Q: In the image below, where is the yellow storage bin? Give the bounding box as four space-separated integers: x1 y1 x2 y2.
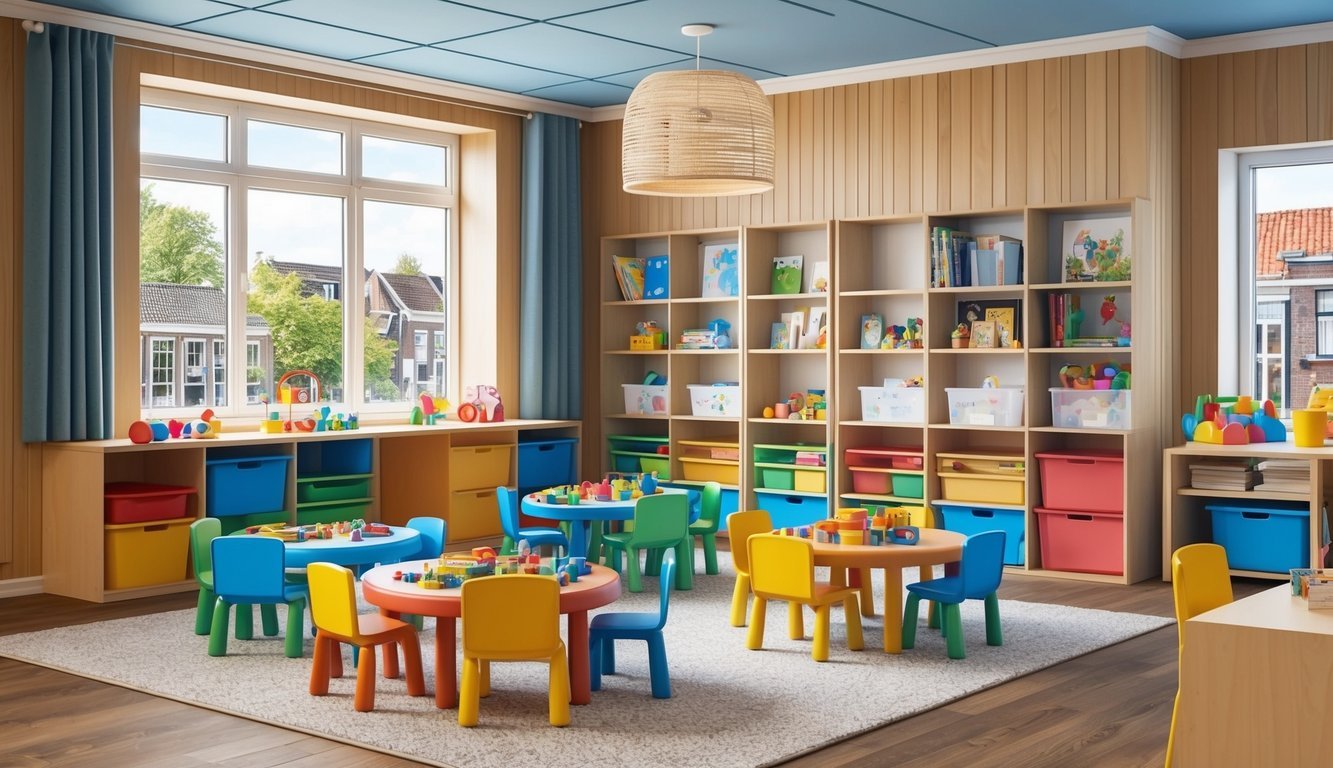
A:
794 469 827 494
449 444 514 491
937 472 1026 506
104 516 193 590
935 451 1025 476
448 488 503 541
679 457 739 485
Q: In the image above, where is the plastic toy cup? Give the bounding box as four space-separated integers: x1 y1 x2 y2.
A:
1293 409 1327 448
774 402 790 418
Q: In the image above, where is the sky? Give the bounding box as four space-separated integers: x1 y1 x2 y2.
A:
1254 163 1333 213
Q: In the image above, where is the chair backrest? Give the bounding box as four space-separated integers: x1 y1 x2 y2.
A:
748 534 815 602
407 516 447 559
189 517 222 580
726 510 773 575
698 482 722 526
211 536 286 603
959 530 1007 600
307 562 362 642
496 486 520 539
629 493 689 548
654 551 677 630
461 575 560 658
1171 543 1233 648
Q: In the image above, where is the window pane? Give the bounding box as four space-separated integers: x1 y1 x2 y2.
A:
246 340 266 405
141 105 226 161
183 339 206 407
248 120 343 175
362 135 447 186
362 200 449 402
212 339 227 408
1320 317 1333 356
150 339 175 408
248 189 345 403
1319 291 1333 313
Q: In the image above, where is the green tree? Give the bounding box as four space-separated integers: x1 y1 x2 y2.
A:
392 253 423 275
139 185 224 286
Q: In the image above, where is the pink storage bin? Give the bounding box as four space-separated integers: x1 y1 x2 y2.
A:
849 467 892 494
843 447 923 471
1035 451 1124 514
1035 507 1124 575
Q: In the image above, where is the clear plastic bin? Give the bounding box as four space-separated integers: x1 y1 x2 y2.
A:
858 386 925 423
622 384 669 415
687 384 741 417
945 387 1025 426
1049 388 1132 429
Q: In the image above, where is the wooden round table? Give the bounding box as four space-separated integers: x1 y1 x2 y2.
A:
360 563 622 708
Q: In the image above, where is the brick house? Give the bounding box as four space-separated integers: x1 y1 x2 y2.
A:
1255 207 1333 409
366 270 448 399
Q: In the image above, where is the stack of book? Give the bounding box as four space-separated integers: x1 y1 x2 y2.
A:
676 329 717 350
1188 459 1258 491
1255 459 1311 493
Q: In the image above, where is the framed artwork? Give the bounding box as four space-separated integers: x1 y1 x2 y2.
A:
701 243 739 297
771 255 804 294
969 320 997 348
770 322 789 350
958 299 1021 346
1062 217 1131 282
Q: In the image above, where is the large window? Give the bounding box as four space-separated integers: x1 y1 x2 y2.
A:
140 89 458 418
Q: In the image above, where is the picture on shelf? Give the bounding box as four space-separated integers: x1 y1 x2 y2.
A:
968 320 997 348
770 321 790 350
806 256 829 292
860 313 884 349
958 299 1022 347
643 254 669 299
771 255 804 294
701 243 740 297
1063 217 1131 282
803 306 828 350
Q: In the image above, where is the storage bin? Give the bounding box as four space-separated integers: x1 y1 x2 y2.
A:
1035 507 1124 575
793 469 827 494
1207 501 1310 573
517 438 578 492
607 435 669 454
758 466 795 491
1036 451 1124 513
449 488 503 541
687 384 742 417
104 517 192 590
296 498 373 526
844 447 923 471
296 474 372 504
753 490 829 529
858 386 926 423
1049 388 1133 429
297 438 372 476
640 454 671 479
679 457 739 485
945 386 1025 426
609 450 650 473
848 467 925 498
936 452 1026 475
104 482 196 524
622 384 669 415
679 440 740 462
938 472 1025 505
449 443 514 491
934 504 1025 565
205 455 292 517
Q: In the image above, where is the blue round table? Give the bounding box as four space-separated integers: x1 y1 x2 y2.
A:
238 525 422 569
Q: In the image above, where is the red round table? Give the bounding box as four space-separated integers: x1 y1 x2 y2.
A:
359 562 621 708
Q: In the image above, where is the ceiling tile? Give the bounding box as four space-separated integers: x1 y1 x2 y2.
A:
357 46 573 93
595 57 775 89
265 0 528 46
455 1 639 22
440 23 682 79
33 0 238 26
182 9 410 60
522 78 634 108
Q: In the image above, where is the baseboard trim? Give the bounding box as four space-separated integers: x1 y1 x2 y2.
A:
0 577 44 599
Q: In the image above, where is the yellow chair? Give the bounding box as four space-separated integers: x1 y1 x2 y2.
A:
746 533 864 662
459 575 570 727
726 510 773 627
1165 543 1233 768
307 562 426 712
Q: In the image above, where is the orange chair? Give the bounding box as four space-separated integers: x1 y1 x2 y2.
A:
307 562 426 712
1165 543 1233 768
459 575 570 727
746 533 864 662
725 510 773 627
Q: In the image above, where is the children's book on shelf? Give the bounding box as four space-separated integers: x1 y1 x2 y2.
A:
860 313 884 349
802 306 828 350
643 254 669 299
780 310 806 350
806 256 829 293
611 256 646 301
771 255 804 294
770 322 789 350
701 243 740 298
1047 293 1085 346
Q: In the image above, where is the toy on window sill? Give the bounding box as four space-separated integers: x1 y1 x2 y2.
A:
130 409 221 444
456 385 504 423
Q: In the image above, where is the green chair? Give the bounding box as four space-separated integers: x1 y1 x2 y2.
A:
687 482 723 575
602 493 689 593
190 517 277 639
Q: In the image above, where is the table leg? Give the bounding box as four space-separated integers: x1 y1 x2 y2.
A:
881 567 903 654
858 568 874 617
435 617 457 709
568 520 589 560
568 610 592 705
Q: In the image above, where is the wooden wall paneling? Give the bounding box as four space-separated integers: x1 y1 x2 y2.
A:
1185 56 1219 411
908 76 923 213
937 73 953 212
1217 54 1235 149
1106 50 1121 199
819 86 832 220
1277 46 1308 144
1005 62 1027 208
870 80 884 216
1255 49 1280 144
1071 55 1087 201
774 92 790 225
970 67 992 211
1026 60 1045 204
1086 52 1107 201
1232 51 1258 146
922 73 939 211
991 65 1006 208
800 88 815 222
1044 59 1062 204
1315 43 1333 139
1120 48 1149 200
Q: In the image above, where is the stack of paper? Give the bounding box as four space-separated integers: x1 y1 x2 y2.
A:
1188 459 1258 491
1255 459 1311 493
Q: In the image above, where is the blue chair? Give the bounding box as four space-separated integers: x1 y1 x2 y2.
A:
589 552 676 699
209 536 309 658
402 516 447 630
901 530 1005 660
497 486 569 555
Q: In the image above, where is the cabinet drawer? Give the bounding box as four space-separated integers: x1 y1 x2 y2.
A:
449 488 502 541
449 444 513 491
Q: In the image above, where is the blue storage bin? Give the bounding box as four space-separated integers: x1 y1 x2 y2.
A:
753 490 828 530
297 439 371 476
1206 501 1310 573
205 455 292 517
517 438 577 492
934 503 1026 565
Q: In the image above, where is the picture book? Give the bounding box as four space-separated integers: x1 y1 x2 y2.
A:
643 254 669 299
781 310 806 350
611 256 645 301
860 313 884 349
771 255 804 294
806 256 829 292
701 243 740 297
803 306 828 350
958 299 1022 346
968 320 996 348
1063 217 1131 282
984 307 1016 348
770 322 789 350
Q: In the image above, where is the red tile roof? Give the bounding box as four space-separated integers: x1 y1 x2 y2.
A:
1256 208 1333 279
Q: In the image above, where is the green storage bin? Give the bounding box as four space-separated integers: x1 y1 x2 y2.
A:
759 466 795 490
890 473 925 499
296 474 372 504
610 450 653 473
640 455 671 479
296 498 373 526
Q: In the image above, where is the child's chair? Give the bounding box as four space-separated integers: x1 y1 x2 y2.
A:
496 486 569 555
459 575 569 727
589 552 676 698
601 493 689 593
725 510 773 627
1165 543 1233 768
687 482 723 575
746 533 864 662
208 536 308 658
901 530 1005 659
307 562 426 712
402 516 447 630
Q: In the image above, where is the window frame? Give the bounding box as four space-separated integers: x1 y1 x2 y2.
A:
149 336 176 409
1317 290 1333 358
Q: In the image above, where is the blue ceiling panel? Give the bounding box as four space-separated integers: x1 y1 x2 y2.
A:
465 0 644 22
182 10 410 60
35 0 237 27
595 57 777 90
356 46 574 93
440 22 684 79
522 78 635 108
267 0 528 46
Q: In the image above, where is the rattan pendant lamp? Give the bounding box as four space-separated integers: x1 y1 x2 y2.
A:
621 24 774 197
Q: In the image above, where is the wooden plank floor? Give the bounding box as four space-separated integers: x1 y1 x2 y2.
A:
0 572 1269 768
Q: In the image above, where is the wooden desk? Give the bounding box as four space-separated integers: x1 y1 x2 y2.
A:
1174 585 1333 767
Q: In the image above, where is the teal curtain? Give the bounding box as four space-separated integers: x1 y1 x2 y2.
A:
520 113 582 419
23 25 115 442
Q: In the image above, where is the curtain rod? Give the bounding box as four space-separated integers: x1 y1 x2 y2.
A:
111 39 535 120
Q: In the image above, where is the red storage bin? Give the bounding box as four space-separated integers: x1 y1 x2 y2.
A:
850 467 892 494
1035 451 1124 514
844 447 923 471
1035 507 1123 575
104 482 197 524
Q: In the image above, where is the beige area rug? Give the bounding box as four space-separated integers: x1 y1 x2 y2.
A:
0 553 1170 768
